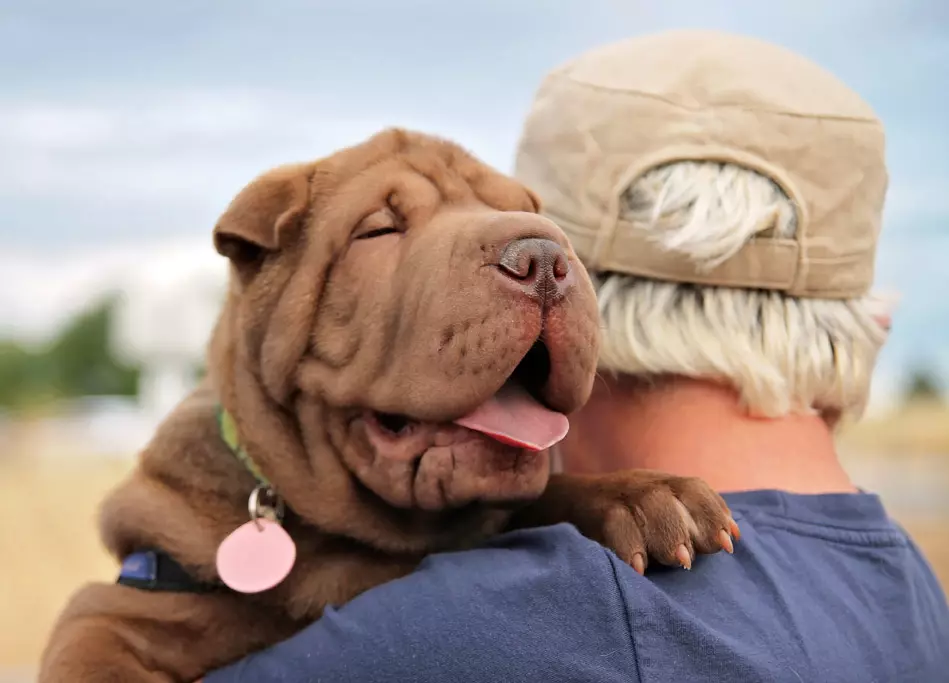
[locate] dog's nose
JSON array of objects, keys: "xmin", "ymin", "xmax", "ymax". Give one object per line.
[{"xmin": 496, "ymin": 238, "xmax": 571, "ymax": 302}]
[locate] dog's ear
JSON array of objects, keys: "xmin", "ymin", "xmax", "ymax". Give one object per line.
[{"xmin": 213, "ymin": 163, "xmax": 312, "ymax": 273}]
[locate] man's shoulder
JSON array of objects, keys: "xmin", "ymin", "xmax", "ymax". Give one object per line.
[
  {"xmin": 208, "ymin": 504, "xmax": 949, "ymax": 683},
  {"xmin": 317, "ymin": 524, "xmax": 642, "ymax": 683},
  {"xmin": 400, "ymin": 524, "xmax": 640, "ymax": 663},
  {"xmin": 416, "ymin": 521, "xmax": 616, "ymax": 586},
  {"xmin": 464, "ymin": 500, "xmax": 949, "ymax": 683},
  {"xmin": 610, "ymin": 493, "xmax": 949, "ymax": 682}
]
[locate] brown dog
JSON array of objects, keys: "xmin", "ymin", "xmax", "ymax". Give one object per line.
[{"xmin": 38, "ymin": 129, "xmax": 737, "ymax": 682}]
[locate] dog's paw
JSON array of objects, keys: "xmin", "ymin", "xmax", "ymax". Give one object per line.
[{"xmin": 548, "ymin": 471, "xmax": 740, "ymax": 574}]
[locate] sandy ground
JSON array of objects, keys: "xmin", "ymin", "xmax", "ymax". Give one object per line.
[
  {"xmin": 1, "ymin": 450, "xmax": 947, "ymax": 678},
  {"xmin": 0, "ymin": 459, "xmax": 133, "ymax": 670}
]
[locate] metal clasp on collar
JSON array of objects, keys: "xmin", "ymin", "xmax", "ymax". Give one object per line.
[{"xmin": 248, "ymin": 484, "xmax": 285, "ymax": 530}]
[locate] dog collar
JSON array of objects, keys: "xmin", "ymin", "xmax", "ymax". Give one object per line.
[
  {"xmin": 216, "ymin": 404, "xmax": 286, "ymax": 526},
  {"xmin": 115, "ymin": 406, "xmax": 286, "ymax": 595},
  {"xmin": 117, "ymin": 549, "xmax": 220, "ymax": 593},
  {"xmin": 216, "ymin": 405, "xmax": 271, "ymax": 487}
]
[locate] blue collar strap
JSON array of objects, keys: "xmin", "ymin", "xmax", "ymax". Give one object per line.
[{"xmin": 117, "ymin": 550, "xmax": 220, "ymax": 593}]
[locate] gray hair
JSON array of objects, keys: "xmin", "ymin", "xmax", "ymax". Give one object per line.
[{"xmin": 594, "ymin": 161, "xmax": 888, "ymax": 421}]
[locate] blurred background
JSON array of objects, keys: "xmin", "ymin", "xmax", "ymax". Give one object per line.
[{"xmin": 1, "ymin": 1, "xmax": 947, "ymax": 679}]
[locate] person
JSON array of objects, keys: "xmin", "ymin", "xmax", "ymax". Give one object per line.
[{"xmin": 205, "ymin": 29, "xmax": 949, "ymax": 682}]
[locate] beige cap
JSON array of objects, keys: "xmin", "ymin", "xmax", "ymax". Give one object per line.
[{"xmin": 514, "ymin": 29, "xmax": 888, "ymax": 298}]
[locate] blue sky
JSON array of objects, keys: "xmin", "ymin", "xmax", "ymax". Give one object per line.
[{"xmin": 1, "ymin": 0, "xmax": 947, "ymax": 390}]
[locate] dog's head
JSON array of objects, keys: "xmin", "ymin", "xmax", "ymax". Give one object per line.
[{"xmin": 209, "ymin": 129, "xmax": 599, "ymax": 545}]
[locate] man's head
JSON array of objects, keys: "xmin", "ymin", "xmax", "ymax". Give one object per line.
[{"xmin": 515, "ymin": 29, "xmax": 891, "ymax": 424}]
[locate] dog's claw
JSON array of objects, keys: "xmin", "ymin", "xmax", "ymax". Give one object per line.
[
  {"xmin": 632, "ymin": 553, "xmax": 646, "ymax": 576},
  {"xmin": 719, "ymin": 529, "xmax": 734, "ymax": 554},
  {"xmin": 675, "ymin": 544, "xmax": 692, "ymax": 570},
  {"xmin": 728, "ymin": 518, "xmax": 741, "ymax": 540}
]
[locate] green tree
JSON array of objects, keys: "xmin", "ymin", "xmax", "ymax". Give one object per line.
[
  {"xmin": 0, "ymin": 296, "xmax": 141, "ymax": 412},
  {"xmin": 0, "ymin": 341, "xmax": 54, "ymax": 410},
  {"xmin": 903, "ymin": 366, "xmax": 944, "ymax": 404},
  {"xmin": 45, "ymin": 296, "xmax": 140, "ymax": 398}
]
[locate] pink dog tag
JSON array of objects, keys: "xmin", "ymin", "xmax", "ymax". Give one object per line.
[{"xmin": 216, "ymin": 519, "xmax": 297, "ymax": 594}]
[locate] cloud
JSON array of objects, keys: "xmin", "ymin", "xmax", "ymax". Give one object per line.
[{"xmin": 0, "ymin": 91, "xmax": 516, "ymax": 212}]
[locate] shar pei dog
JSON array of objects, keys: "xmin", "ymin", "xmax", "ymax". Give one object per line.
[{"xmin": 39, "ymin": 129, "xmax": 739, "ymax": 682}]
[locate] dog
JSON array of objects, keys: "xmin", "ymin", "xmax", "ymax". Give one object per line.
[{"xmin": 38, "ymin": 129, "xmax": 738, "ymax": 682}]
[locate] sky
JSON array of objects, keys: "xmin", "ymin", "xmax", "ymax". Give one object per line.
[{"xmin": 1, "ymin": 0, "xmax": 947, "ymax": 396}]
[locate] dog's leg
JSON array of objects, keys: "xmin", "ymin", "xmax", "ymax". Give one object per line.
[
  {"xmin": 507, "ymin": 471, "xmax": 740, "ymax": 573},
  {"xmin": 38, "ymin": 583, "xmax": 297, "ymax": 683}
]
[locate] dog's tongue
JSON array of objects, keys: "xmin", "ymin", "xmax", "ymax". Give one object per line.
[{"xmin": 453, "ymin": 381, "xmax": 569, "ymax": 451}]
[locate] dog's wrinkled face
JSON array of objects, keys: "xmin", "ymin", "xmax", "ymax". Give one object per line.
[{"xmin": 212, "ymin": 129, "xmax": 599, "ymax": 518}]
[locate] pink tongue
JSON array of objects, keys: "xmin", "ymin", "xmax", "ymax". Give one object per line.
[{"xmin": 453, "ymin": 382, "xmax": 569, "ymax": 451}]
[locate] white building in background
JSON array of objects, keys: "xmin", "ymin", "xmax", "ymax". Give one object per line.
[{"xmin": 111, "ymin": 243, "xmax": 227, "ymax": 420}]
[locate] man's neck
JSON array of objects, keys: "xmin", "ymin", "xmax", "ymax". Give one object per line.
[{"xmin": 559, "ymin": 375, "xmax": 857, "ymax": 494}]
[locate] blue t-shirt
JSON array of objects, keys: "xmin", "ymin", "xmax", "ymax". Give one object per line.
[{"xmin": 206, "ymin": 490, "xmax": 949, "ymax": 682}]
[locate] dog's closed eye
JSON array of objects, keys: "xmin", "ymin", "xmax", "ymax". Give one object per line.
[
  {"xmin": 356, "ymin": 227, "xmax": 400, "ymax": 240},
  {"xmin": 354, "ymin": 208, "xmax": 404, "ymax": 240}
]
